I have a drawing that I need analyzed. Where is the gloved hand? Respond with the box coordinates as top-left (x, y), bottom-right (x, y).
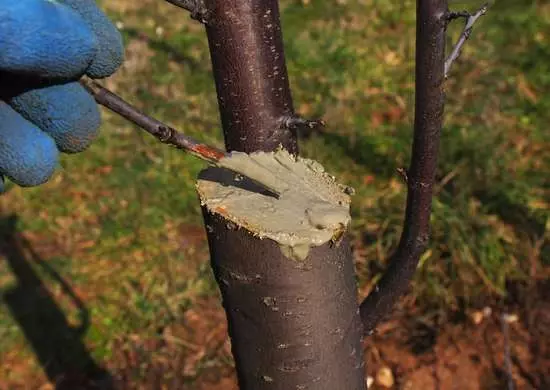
top-left (0, 0), bottom-right (124, 191)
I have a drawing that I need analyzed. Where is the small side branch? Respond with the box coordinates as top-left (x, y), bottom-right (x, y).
top-left (81, 78), bottom-right (282, 196)
top-left (279, 115), bottom-right (325, 130)
top-left (164, 0), bottom-right (195, 12)
top-left (279, 115), bottom-right (326, 137)
top-left (445, 3), bottom-right (489, 77)
top-left (164, 0), bottom-right (209, 23)
top-left (447, 10), bottom-right (470, 21)
top-left (80, 78), bottom-right (225, 164)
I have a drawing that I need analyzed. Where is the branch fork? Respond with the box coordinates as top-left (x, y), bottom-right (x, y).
top-left (96, 0), bottom-right (490, 346)
top-left (445, 2), bottom-right (489, 77)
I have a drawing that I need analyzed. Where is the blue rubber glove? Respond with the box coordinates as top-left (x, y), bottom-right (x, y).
top-left (0, 0), bottom-right (124, 191)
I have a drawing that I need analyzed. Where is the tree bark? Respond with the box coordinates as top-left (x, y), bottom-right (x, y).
top-left (204, 0), bottom-right (298, 154)
top-left (200, 0), bottom-right (365, 389)
top-left (201, 211), bottom-right (364, 389)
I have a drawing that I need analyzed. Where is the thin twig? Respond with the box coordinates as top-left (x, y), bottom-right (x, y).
top-left (445, 3), bottom-right (489, 78)
top-left (163, 0), bottom-right (195, 12)
top-left (80, 78), bottom-right (281, 196)
top-left (502, 313), bottom-right (516, 390)
top-left (164, 0), bottom-right (209, 23)
top-left (279, 115), bottom-right (325, 130)
top-left (80, 77), bottom-right (226, 164)
top-left (447, 10), bottom-right (471, 21)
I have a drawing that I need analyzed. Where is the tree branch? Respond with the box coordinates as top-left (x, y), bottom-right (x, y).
top-left (164, 0), bottom-right (209, 23)
top-left (80, 78), bottom-right (226, 164)
top-left (447, 10), bottom-right (470, 21)
top-left (279, 115), bottom-right (325, 130)
top-left (360, 0), bottom-right (447, 335)
top-left (164, 0), bottom-right (195, 12)
top-left (445, 2), bottom-right (489, 78)
top-left (82, 78), bottom-right (285, 196)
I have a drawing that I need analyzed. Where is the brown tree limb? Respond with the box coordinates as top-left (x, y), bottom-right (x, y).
top-left (445, 2), bottom-right (489, 77)
top-left (360, 0), bottom-right (448, 335)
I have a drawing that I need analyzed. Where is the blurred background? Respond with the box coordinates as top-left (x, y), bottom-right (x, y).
top-left (0, 0), bottom-right (548, 388)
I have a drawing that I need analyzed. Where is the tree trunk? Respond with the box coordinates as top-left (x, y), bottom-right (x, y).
top-left (199, 0), bottom-right (365, 388)
top-left (201, 211), bottom-right (364, 389)
top-left (204, 0), bottom-right (298, 154)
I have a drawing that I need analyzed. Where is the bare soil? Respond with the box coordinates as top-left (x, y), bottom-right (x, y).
top-left (1, 231), bottom-right (548, 389)
top-left (2, 292), bottom-right (548, 390)
top-left (43, 287), bottom-right (549, 390)
top-left (103, 283), bottom-right (548, 390)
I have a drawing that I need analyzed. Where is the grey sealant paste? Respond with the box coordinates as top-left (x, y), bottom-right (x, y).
top-left (197, 149), bottom-right (353, 261)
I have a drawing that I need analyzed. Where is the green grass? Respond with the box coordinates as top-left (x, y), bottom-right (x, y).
top-left (0, 0), bottom-right (549, 384)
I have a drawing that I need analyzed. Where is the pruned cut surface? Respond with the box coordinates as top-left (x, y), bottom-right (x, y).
top-left (197, 149), bottom-right (352, 260)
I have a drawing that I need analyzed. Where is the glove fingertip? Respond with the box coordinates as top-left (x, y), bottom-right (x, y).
top-left (9, 83), bottom-right (102, 154)
top-left (0, 103), bottom-right (59, 187)
top-left (0, 0), bottom-right (98, 80)
top-left (86, 31), bottom-right (124, 79)
top-left (59, 0), bottom-right (125, 79)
